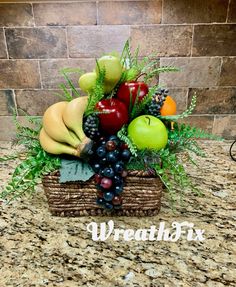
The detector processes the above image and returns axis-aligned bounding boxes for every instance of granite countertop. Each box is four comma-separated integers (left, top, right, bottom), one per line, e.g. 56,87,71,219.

0,141,235,287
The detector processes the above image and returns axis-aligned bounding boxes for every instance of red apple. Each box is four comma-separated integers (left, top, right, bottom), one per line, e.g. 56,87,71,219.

116,81,149,109
96,99,128,135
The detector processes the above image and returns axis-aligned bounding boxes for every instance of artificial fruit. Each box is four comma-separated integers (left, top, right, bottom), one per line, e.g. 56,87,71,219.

78,72,97,93
42,101,80,148
96,55,122,93
128,115,168,150
96,99,128,134
117,81,149,109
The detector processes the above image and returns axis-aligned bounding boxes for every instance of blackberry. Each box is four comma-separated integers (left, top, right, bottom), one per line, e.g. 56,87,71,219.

147,88,169,117
83,114,101,140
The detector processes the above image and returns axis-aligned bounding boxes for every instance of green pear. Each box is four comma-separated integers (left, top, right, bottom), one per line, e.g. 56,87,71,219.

79,72,97,93
104,82,116,94
96,55,122,88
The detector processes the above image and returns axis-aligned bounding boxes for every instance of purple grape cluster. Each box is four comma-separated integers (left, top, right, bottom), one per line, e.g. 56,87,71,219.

147,88,169,117
91,135,131,210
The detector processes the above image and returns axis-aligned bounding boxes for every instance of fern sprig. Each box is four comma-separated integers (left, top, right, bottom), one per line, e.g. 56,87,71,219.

160,94,197,121
85,66,106,116
117,126,138,156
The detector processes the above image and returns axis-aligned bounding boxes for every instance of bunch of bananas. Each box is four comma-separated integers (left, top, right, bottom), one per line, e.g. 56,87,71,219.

39,96,93,158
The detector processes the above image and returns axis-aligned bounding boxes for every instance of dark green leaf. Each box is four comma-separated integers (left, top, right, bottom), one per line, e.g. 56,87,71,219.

59,159,95,183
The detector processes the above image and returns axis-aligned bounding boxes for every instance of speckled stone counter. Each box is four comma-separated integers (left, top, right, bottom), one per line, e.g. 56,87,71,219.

0,141,235,287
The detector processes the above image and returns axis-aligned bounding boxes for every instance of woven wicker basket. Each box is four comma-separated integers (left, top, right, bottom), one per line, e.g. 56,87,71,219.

42,170,163,217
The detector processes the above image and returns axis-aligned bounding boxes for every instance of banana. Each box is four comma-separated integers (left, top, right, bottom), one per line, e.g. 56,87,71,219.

62,96,89,142
42,101,81,148
39,128,80,157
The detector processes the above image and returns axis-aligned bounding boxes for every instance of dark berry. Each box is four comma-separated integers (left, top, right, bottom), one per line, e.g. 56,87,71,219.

105,202,113,210
121,149,131,161
106,140,117,151
113,175,123,185
97,191,104,198
112,195,122,205
120,143,128,150
100,139,106,146
94,174,102,184
96,198,104,206
93,163,101,173
96,146,106,158
100,177,113,189
109,135,120,146
106,151,119,163
103,191,115,201
99,157,107,166
114,161,124,174
103,167,115,178
114,185,123,194
83,114,101,140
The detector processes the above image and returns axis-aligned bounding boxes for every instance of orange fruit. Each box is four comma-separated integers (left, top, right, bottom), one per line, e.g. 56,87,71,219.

160,96,177,116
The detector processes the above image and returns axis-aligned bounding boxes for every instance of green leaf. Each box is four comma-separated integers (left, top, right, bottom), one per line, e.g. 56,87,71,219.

59,159,95,183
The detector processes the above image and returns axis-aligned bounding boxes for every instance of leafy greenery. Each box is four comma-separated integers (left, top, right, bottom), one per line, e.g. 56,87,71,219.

119,39,179,84
0,115,60,203
117,126,138,156
54,67,83,101
130,86,156,120
85,65,106,116
126,138,203,205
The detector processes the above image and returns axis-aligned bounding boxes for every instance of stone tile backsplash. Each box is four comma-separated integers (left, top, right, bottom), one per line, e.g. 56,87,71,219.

0,0,235,140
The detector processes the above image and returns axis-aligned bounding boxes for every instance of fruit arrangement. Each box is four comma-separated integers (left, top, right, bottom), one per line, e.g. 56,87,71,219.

0,40,221,212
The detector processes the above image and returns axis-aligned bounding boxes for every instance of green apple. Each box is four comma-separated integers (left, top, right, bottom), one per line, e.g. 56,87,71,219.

128,115,168,150
96,55,122,88
79,72,97,93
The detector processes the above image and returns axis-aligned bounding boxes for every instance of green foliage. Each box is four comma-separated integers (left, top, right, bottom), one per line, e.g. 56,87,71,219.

119,39,178,84
85,66,106,116
168,122,223,157
117,126,138,157
127,147,202,206
130,86,156,120
54,68,83,101
143,66,179,83
0,115,60,203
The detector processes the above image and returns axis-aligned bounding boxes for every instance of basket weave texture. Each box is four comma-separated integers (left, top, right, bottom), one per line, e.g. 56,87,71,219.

42,170,163,217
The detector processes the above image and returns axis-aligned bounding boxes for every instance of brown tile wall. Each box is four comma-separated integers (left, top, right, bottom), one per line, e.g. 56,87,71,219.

0,0,235,140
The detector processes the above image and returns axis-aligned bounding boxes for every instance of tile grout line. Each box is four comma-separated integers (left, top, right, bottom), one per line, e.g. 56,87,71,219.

65,27,70,58
226,0,231,23
190,24,195,58
96,0,99,25
37,60,43,89
185,88,189,109
190,25,194,57
218,57,224,86
0,56,235,61
31,2,36,27
161,0,164,24
212,115,216,133
3,28,9,59
1,23,236,29
12,89,19,116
